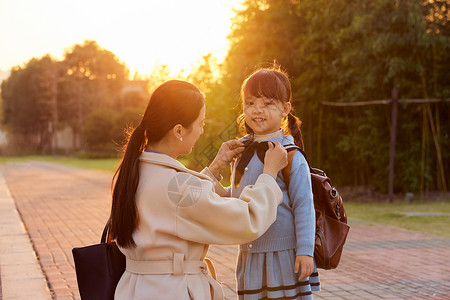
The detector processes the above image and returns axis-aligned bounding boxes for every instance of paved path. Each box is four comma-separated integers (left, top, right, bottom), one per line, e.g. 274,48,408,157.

1,160,450,300
0,165,50,300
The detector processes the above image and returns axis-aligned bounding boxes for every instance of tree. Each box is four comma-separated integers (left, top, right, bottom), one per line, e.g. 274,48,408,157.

293,0,450,192
1,55,55,152
186,54,238,169
220,0,450,193
223,0,302,98
60,40,130,149
1,40,149,154
112,106,143,146
145,64,173,94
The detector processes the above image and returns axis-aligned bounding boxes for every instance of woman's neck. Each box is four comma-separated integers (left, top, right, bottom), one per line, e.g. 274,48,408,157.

253,128,284,142
147,140,179,159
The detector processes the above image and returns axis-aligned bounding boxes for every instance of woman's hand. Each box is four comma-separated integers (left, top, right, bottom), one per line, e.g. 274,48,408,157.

209,140,245,178
295,255,314,281
262,142,287,178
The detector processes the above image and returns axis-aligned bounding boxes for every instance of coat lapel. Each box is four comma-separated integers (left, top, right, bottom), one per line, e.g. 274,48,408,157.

139,152,213,182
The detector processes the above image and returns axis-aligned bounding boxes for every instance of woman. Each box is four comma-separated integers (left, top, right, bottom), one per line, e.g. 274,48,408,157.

110,80,287,299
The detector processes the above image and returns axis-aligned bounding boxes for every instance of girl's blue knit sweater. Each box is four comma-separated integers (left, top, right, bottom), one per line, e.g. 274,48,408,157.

231,132,315,256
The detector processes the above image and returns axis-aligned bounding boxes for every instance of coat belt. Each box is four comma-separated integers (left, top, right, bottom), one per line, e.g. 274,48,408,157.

126,253,223,300
126,259,206,275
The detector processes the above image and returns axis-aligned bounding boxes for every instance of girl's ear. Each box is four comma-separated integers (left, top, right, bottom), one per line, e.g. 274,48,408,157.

282,102,292,117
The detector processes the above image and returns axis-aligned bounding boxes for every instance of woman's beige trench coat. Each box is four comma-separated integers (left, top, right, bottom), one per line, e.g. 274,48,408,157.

114,151,283,300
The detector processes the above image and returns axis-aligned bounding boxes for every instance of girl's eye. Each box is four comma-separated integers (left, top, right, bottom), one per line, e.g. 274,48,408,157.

245,102,254,106
264,101,274,106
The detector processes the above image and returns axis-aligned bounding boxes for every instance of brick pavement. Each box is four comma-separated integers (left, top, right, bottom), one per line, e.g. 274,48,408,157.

0,167,50,300
1,160,450,300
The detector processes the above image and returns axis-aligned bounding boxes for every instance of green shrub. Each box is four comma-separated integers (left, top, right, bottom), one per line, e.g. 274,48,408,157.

82,109,117,150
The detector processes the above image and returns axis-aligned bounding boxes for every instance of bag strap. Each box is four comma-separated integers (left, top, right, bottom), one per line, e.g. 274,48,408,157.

282,144,306,189
282,150,296,189
101,218,112,244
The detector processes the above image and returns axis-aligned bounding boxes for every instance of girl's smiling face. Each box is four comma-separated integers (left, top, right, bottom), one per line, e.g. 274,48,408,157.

243,97,290,135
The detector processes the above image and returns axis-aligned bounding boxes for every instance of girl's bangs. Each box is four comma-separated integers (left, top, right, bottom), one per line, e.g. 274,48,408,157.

243,70,289,101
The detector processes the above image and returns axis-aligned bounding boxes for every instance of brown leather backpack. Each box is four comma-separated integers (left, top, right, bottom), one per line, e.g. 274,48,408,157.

282,145,350,270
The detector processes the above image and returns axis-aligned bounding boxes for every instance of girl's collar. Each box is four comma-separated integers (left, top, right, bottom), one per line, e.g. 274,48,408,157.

253,128,284,142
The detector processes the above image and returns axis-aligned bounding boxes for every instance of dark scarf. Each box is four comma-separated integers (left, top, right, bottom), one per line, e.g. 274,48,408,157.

234,141,270,188
234,140,300,188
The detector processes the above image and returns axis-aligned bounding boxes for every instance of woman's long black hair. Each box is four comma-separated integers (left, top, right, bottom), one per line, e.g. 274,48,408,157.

110,80,205,248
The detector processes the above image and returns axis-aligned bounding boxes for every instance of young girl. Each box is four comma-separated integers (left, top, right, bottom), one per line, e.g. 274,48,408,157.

233,67,320,299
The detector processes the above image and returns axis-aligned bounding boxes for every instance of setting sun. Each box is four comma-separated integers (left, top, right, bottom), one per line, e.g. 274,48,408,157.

0,0,243,76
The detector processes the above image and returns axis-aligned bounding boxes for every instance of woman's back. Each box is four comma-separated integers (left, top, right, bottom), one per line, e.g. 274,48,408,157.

122,158,205,261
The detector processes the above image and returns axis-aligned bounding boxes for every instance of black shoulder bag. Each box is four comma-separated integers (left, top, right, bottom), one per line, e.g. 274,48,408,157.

72,219,126,300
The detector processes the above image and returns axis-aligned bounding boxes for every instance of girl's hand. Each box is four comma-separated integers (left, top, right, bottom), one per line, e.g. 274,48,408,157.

262,142,288,178
295,255,314,281
209,140,245,178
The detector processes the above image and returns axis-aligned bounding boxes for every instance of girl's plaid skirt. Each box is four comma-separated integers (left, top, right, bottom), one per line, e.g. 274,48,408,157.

236,248,320,300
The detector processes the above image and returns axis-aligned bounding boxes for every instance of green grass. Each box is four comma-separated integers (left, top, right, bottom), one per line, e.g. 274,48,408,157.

51,156,121,172
345,201,450,238
0,155,120,173
0,155,47,164
0,154,190,173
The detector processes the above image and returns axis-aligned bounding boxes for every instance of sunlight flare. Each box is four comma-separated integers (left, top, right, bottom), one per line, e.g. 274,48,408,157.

0,0,244,76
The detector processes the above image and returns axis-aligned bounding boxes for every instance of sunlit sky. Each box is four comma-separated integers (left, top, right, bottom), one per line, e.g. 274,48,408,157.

0,0,243,77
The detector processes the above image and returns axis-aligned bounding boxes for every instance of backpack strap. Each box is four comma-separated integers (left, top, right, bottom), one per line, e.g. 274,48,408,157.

282,144,306,189
282,150,296,188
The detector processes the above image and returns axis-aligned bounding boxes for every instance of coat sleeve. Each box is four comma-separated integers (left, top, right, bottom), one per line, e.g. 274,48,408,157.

289,151,316,256
174,173,282,245
200,167,231,197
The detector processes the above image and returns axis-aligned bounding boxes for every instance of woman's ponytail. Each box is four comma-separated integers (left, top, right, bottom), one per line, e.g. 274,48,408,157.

287,113,304,150
109,80,205,248
110,125,146,248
